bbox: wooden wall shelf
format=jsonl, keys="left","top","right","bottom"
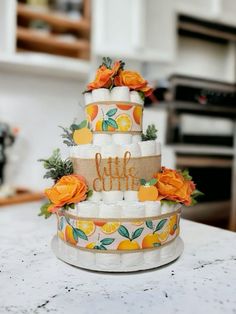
{"left": 17, "top": 27, "right": 90, "bottom": 59}
{"left": 16, "top": 1, "right": 91, "bottom": 60}
{"left": 17, "top": 4, "right": 90, "bottom": 38}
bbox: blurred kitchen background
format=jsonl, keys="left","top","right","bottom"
{"left": 0, "top": 0, "right": 236, "bottom": 231}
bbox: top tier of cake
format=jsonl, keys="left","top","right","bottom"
{"left": 84, "top": 87, "right": 144, "bottom": 136}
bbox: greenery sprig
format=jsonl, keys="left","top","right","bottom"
{"left": 101, "top": 57, "right": 125, "bottom": 71}
{"left": 38, "top": 148, "right": 73, "bottom": 183}
{"left": 141, "top": 124, "right": 158, "bottom": 141}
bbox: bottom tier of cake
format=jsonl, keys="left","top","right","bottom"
{"left": 51, "top": 236, "right": 184, "bottom": 272}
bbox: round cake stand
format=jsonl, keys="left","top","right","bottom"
{"left": 51, "top": 236, "right": 184, "bottom": 273}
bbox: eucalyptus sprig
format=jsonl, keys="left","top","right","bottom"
{"left": 141, "top": 124, "right": 158, "bottom": 141}
{"left": 38, "top": 148, "right": 73, "bottom": 183}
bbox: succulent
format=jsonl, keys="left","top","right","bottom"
{"left": 141, "top": 124, "right": 158, "bottom": 141}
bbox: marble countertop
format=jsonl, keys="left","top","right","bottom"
{"left": 0, "top": 202, "right": 236, "bottom": 314}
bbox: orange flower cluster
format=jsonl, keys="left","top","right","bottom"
{"left": 114, "top": 70, "right": 153, "bottom": 96}
{"left": 87, "top": 58, "right": 153, "bottom": 97}
{"left": 45, "top": 174, "right": 88, "bottom": 213}
{"left": 153, "top": 167, "right": 196, "bottom": 206}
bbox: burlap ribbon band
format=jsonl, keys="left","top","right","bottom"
{"left": 71, "top": 154, "right": 161, "bottom": 191}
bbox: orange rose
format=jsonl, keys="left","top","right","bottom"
{"left": 87, "top": 61, "right": 122, "bottom": 91}
{"left": 153, "top": 167, "right": 196, "bottom": 206}
{"left": 45, "top": 174, "right": 88, "bottom": 213}
{"left": 114, "top": 70, "right": 153, "bottom": 96}
{"left": 87, "top": 65, "right": 113, "bottom": 91}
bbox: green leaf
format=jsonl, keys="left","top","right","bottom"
{"left": 87, "top": 190, "right": 93, "bottom": 198}
{"left": 153, "top": 242, "right": 161, "bottom": 247}
{"left": 146, "top": 220, "right": 154, "bottom": 230}
{"left": 94, "top": 245, "right": 101, "bottom": 250}
{"left": 106, "top": 118, "right": 118, "bottom": 129}
{"left": 102, "top": 57, "right": 112, "bottom": 69}
{"left": 38, "top": 203, "right": 52, "bottom": 219}
{"left": 78, "top": 120, "right": 87, "bottom": 129}
{"left": 131, "top": 227, "right": 144, "bottom": 240}
{"left": 59, "top": 217, "right": 64, "bottom": 231}
{"left": 63, "top": 204, "right": 69, "bottom": 211}
{"left": 155, "top": 219, "right": 167, "bottom": 232}
{"left": 100, "top": 238, "right": 115, "bottom": 246}
{"left": 70, "top": 124, "right": 80, "bottom": 131}
{"left": 106, "top": 108, "right": 117, "bottom": 117}
{"left": 149, "top": 178, "right": 157, "bottom": 186}
{"left": 102, "top": 120, "right": 108, "bottom": 131}
{"left": 72, "top": 228, "right": 78, "bottom": 242}
{"left": 192, "top": 189, "right": 204, "bottom": 197}
{"left": 140, "top": 178, "right": 146, "bottom": 186}
{"left": 69, "top": 203, "right": 75, "bottom": 209}
{"left": 181, "top": 169, "right": 192, "bottom": 181}
{"left": 118, "top": 225, "right": 130, "bottom": 239}
{"left": 74, "top": 228, "right": 88, "bottom": 241}
{"left": 191, "top": 198, "right": 198, "bottom": 206}
{"left": 138, "top": 91, "right": 145, "bottom": 101}
{"left": 100, "top": 245, "right": 108, "bottom": 250}
{"left": 63, "top": 140, "right": 74, "bottom": 147}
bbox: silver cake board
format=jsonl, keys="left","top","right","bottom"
{"left": 51, "top": 236, "right": 184, "bottom": 273}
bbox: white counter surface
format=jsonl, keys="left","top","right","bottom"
{"left": 0, "top": 202, "right": 236, "bottom": 314}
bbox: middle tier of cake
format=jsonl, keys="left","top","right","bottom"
{"left": 70, "top": 140, "right": 161, "bottom": 193}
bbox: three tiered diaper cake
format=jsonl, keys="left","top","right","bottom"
{"left": 39, "top": 58, "right": 202, "bottom": 272}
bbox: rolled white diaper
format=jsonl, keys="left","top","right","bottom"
{"left": 65, "top": 244, "right": 78, "bottom": 263}
{"left": 130, "top": 91, "right": 144, "bottom": 105}
{"left": 112, "top": 133, "right": 132, "bottom": 145}
{"left": 123, "top": 191, "right": 138, "bottom": 201}
{"left": 111, "top": 86, "right": 130, "bottom": 102}
{"left": 84, "top": 92, "right": 93, "bottom": 106}
{"left": 77, "top": 249, "right": 95, "bottom": 267}
{"left": 132, "top": 134, "right": 142, "bottom": 143}
{"left": 102, "top": 191, "right": 124, "bottom": 203}
{"left": 76, "top": 144, "right": 100, "bottom": 158}
{"left": 161, "top": 202, "right": 176, "bottom": 214}
{"left": 118, "top": 143, "right": 141, "bottom": 158}
{"left": 77, "top": 201, "right": 99, "bottom": 217}
{"left": 156, "top": 141, "right": 161, "bottom": 155}
{"left": 101, "top": 144, "right": 120, "bottom": 158}
{"left": 69, "top": 146, "right": 77, "bottom": 158}
{"left": 121, "top": 201, "right": 145, "bottom": 218}
{"left": 144, "top": 250, "right": 161, "bottom": 264}
{"left": 138, "top": 140, "right": 156, "bottom": 156}
{"left": 70, "top": 145, "right": 83, "bottom": 158}
{"left": 145, "top": 201, "right": 161, "bottom": 217}
{"left": 68, "top": 206, "right": 78, "bottom": 216}
{"left": 160, "top": 241, "right": 176, "bottom": 260}
{"left": 99, "top": 203, "right": 121, "bottom": 218}
{"left": 87, "top": 191, "right": 102, "bottom": 202}
{"left": 96, "top": 253, "right": 121, "bottom": 270}
{"left": 121, "top": 252, "right": 144, "bottom": 267}
{"left": 93, "top": 134, "right": 112, "bottom": 146}
{"left": 92, "top": 88, "right": 110, "bottom": 102}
